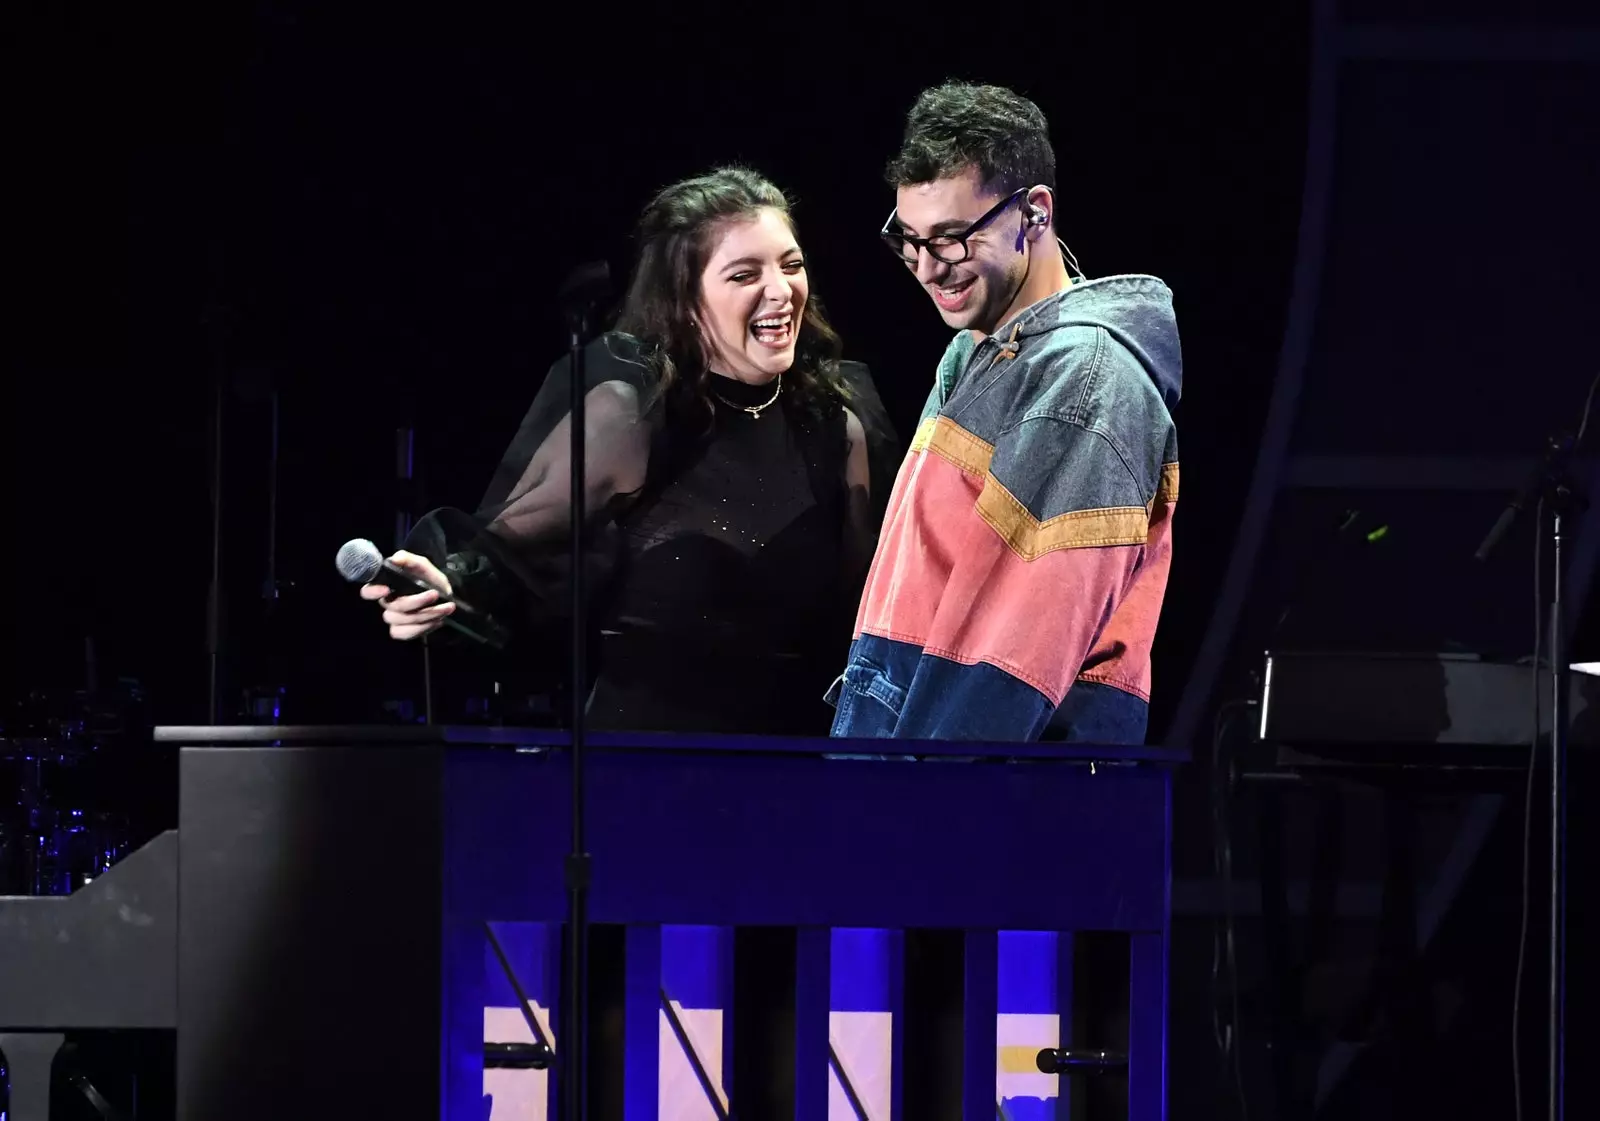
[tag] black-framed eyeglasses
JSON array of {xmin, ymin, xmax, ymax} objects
[{"xmin": 879, "ymin": 187, "xmax": 1027, "ymax": 266}]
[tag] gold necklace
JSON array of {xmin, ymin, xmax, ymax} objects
[{"xmin": 712, "ymin": 375, "xmax": 782, "ymax": 419}]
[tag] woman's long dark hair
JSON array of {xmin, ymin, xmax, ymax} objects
[{"xmin": 614, "ymin": 166, "xmax": 845, "ymax": 428}]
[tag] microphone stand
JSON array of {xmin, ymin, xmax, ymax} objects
[
  {"xmin": 1546, "ymin": 486, "xmax": 1570, "ymax": 1121},
  {"xmin": 556, "ymin": 260, "xmax": 610, "ymax": 1121},
  {"xmin": 1476, "ymin": 432, "xmax": 1577, "ymax": 1121},
  {"xmin": 201, "ymin": 301, "xmax": 236, "ymax": 725}
]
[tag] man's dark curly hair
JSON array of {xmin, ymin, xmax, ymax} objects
[{"xmin": 884, "ymin": 81, "xmax": 1056, "ymax": 196}]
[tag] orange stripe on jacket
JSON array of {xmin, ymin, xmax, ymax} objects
[{"xmin": 856, "ymin": 422, "xmax": 1178, "ymax": 706}]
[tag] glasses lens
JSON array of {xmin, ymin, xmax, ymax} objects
[
  {"xmin": 928, "ymin": 237, "xmax": 968, "ymax": 264},
  {"xmin": 881, "ymin": 233, "xmax": 917, "ymax": 263}
]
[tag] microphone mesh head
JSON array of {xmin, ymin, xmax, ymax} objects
[{"xmin": 335, "ymin": 538, "xmax": 384, "ymax": 584}]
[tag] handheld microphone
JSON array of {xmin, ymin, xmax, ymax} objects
[{"xmin": 335, "ymin": 538, "xmax": 511, "ymax": 649}]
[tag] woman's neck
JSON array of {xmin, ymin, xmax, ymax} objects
[{"xmin": 708, "ymin": 368, "xmax": 783, "ymax": 407}]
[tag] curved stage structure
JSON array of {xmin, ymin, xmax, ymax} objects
[{"xmin": 1170, "ymin": 0, "xmax": 1600, "ymax": 751}]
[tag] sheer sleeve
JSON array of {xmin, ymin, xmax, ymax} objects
[
  {"xmin": 836, "ymin": 360, "xmax": 900, "ymax": 534},
  {"xmin": 834, "ymin": 360, "xmax": 900, "ymax": 583},
  {"xmin": 401, "ymin": 332, "xmax": 659, "ymax": 651},
  {"xmin": 475, "ymin": 333, "xmax": 656, "ymax": 518}
]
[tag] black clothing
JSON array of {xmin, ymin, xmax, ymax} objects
[{"xmin": 407, "ymin": 332, "xmax": 896, "ymax": 736}]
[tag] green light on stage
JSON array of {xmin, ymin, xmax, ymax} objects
[{"xmin": 1365, "ymin": 525, "xmax": 1389, "ymax": 544}]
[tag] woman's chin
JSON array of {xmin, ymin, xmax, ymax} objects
[{"xmin": 743, "ymin": 346, "xmax": 794, "ymax": 379}]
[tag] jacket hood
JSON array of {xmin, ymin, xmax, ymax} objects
[{"xmin": 1013, "ymin": 274, "xmax": 1183, "ymax": 411}]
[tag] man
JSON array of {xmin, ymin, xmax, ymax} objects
[{"xmin": 827, "ymin": 81, "xmax": 1182, "ymax": 743}]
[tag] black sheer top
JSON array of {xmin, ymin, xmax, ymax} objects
[{"xmin": 405, "ymin": 332, "xmax": 897, "ymax": 736}]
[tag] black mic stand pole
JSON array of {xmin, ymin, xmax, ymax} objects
[
  {"xmin": 1476, "ymin": 432, "xmax": 1576, "ymax": 1121},
  {"xmin": 201, "ymin": 302, "xmax": 236, "ymax": 725},
  {"xmin": 1544, "ymin": 473, "xmax": 1571, "ymax": 1121},
  {"xmin": 557, "ymin": 260, "xmax": 609, "ymax": 1121}
]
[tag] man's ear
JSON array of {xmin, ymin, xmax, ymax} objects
[{"xmin": 1023, "ymin": 185, "xmax": 1054, "ymax": 239}]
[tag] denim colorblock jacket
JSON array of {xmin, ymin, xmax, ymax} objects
[{"xmin": 827, "ymin": 274, "xmax": 1182, "ymax": 743}]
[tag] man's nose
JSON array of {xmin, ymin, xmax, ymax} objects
[{"xmin": 913, "ymin": 246, "xmax": 951, "ymax": 286}]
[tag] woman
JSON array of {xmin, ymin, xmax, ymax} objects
[{"xmin": 361, "ymin": 166, "xmax": 895, "ymax": 736}]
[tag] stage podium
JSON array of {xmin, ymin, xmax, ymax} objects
[{"xmin": 155, "ymin": 725, "xmax": 1180, "ymax": 1121}]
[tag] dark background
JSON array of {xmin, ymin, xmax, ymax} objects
[
  {"xmin": 9, "ymin": 2, "xmax": 1596, "ymax": 1119},
  {"xmin": 5, "ymin": 1, "xmax": 1307, "ymax": 729}
]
